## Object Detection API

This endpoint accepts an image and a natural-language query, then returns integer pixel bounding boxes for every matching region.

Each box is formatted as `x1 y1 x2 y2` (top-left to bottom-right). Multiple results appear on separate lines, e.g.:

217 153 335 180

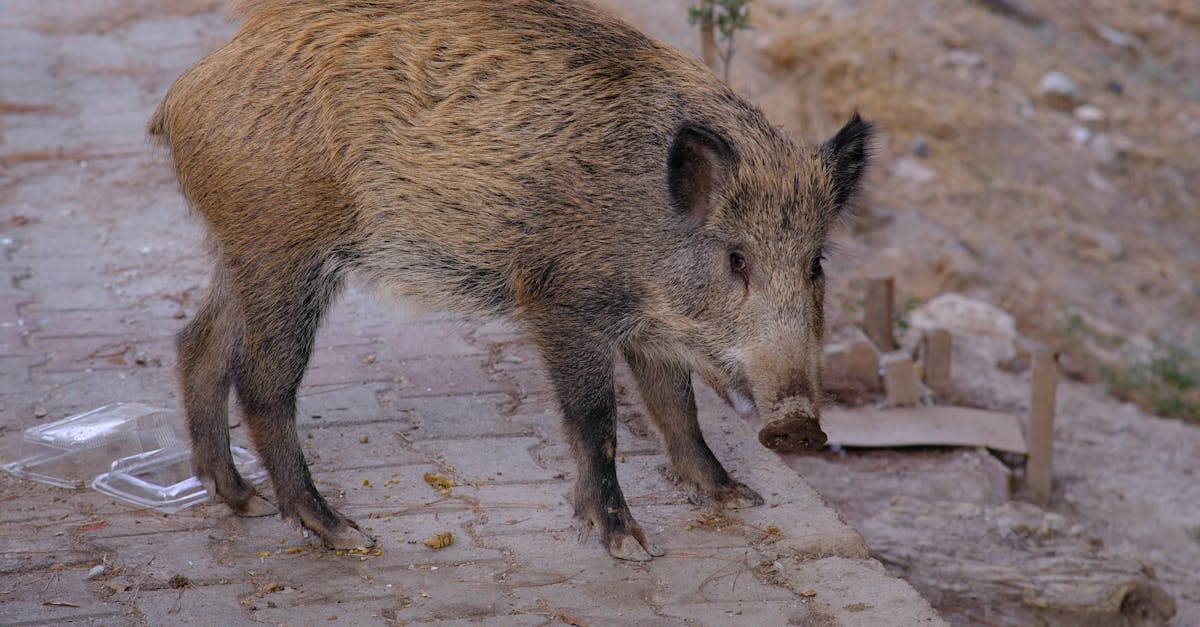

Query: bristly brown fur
155 0 870 561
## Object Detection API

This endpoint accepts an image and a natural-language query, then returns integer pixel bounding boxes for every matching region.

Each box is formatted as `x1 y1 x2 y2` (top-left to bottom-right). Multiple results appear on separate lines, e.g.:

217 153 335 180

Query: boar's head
651 113 872 454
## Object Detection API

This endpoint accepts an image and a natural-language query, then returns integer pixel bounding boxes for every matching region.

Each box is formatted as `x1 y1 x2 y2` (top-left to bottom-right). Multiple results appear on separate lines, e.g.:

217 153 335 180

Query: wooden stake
865 277 896 351
882 352 920 407
848 340 881 391
1026 349 1058 505
922 329 952 397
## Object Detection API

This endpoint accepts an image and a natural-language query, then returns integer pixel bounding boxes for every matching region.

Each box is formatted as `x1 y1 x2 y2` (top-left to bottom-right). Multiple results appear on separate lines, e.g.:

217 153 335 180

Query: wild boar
151 0 871 561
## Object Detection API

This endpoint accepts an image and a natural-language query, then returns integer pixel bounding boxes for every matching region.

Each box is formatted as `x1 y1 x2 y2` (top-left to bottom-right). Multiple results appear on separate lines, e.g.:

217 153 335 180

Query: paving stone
413 437 559 485
390 356 508 398
502 534 676 625
658 599 815 626
133 582 256 625
0 573 132 626
461 481 573 538
649 547 795 606
388 393 531 440
299 423 430 473
373 564 521 623
297 381 395 427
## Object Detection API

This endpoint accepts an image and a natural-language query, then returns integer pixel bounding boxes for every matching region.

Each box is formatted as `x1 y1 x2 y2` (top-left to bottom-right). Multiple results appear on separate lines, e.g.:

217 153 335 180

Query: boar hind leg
177 268 276 517
535 328 664 561
230 258 373 549
624 348 763 509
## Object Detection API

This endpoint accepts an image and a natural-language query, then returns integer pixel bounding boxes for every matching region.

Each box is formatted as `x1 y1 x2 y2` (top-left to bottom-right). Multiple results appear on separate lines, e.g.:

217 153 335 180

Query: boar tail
147 101 169 143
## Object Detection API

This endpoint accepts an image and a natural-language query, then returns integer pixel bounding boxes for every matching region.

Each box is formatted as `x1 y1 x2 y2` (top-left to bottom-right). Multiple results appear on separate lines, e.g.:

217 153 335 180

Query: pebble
1038 71 1081 109
909 135 928 158
86 565 106 580
1069 125 1091 145
1073 104 1105 122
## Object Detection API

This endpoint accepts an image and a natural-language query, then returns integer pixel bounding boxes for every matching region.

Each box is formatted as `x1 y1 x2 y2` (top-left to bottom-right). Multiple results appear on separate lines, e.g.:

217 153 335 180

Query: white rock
891 157 935 184
908 294 1018 364
1073 104 1105 122
909 294 1017 338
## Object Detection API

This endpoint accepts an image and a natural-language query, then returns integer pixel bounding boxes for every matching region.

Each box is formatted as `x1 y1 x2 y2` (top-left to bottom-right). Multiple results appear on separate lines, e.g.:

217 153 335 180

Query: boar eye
729 252 750 281
811 256 824 280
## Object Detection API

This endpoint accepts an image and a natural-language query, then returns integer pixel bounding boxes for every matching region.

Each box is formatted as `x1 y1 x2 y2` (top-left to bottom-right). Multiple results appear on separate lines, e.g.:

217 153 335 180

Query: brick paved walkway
0 1 941 624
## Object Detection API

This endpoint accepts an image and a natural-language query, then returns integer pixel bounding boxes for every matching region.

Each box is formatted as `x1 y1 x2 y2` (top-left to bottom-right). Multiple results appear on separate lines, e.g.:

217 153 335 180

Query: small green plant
1106 346 1200 423
895 296 920 333
688 0 753 84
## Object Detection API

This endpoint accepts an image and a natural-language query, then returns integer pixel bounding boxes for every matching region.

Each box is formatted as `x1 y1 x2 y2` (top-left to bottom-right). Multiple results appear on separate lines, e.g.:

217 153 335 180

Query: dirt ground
606 0 1200 624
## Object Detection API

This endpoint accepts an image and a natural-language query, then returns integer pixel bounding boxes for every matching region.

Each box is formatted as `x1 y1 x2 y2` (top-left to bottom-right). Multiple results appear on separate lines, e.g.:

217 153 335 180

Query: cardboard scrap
822 406 1027 454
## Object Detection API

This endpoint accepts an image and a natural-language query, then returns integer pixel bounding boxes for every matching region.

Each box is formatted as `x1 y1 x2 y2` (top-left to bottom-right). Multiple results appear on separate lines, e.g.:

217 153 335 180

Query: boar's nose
756 397 827 454
757 415 827 453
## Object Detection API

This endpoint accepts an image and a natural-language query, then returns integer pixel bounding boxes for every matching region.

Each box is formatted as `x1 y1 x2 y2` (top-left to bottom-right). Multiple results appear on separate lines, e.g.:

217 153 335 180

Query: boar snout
756 398 828 454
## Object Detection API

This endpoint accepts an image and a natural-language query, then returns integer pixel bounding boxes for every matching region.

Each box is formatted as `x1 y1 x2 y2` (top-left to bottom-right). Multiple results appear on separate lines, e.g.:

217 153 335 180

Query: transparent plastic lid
92 445 266 514
2 403 182 489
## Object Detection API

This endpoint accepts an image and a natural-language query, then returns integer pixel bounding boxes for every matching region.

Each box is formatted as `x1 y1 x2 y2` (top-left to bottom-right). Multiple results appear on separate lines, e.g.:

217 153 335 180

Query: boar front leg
624 348 764 509
534 328 664 561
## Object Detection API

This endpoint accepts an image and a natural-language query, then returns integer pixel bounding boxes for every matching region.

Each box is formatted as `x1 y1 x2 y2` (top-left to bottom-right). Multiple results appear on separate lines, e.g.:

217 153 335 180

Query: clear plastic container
2 403 182 489
92 444 267 514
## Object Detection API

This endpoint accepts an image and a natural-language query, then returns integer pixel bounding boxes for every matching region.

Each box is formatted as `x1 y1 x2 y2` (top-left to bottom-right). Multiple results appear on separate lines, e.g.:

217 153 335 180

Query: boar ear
818 112 873 207
668 124 737 223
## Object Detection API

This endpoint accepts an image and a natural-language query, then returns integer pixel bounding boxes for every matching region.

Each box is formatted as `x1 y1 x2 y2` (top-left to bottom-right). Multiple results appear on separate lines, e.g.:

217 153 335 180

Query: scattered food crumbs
619 455 625 463
362 479 371 487
554 611 589 626
422 531 453 549
263 583 282 594
283 547 303 555
801 589 818 597
358 435 369 443
257 551 270 557
423 472 455 496
766 525 781 534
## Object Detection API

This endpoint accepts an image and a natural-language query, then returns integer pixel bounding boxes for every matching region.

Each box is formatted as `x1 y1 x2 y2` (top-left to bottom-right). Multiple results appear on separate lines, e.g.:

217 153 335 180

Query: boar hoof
285 512 376 550
713 482 765 509
199 477 278 517
757 418 828 454
607 534 663 562
578 519 664 561
317 524 376 550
